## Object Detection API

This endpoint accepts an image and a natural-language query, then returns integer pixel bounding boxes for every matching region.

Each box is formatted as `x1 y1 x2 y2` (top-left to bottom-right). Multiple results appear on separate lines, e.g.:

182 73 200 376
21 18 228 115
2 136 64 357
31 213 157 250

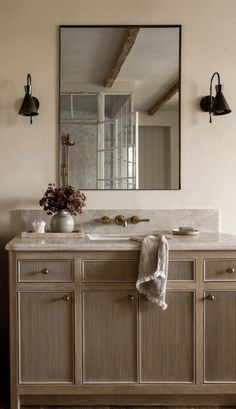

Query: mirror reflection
60 26 181 190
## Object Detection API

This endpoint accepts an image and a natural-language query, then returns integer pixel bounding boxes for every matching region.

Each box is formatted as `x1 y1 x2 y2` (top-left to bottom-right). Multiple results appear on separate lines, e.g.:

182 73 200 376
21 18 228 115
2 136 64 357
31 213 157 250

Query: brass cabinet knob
206 294 215 301
41 268 49 274
63 295 70 302
226 267 235 274
128 294 135 301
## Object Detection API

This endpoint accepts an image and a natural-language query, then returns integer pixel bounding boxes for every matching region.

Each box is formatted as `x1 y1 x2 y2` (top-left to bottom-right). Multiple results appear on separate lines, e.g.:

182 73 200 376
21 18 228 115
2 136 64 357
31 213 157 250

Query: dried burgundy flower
39 184 86 216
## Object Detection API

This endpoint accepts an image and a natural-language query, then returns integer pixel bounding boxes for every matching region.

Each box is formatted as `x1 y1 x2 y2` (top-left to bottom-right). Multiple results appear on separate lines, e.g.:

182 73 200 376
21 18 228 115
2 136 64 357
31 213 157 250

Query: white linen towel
136 235 169 310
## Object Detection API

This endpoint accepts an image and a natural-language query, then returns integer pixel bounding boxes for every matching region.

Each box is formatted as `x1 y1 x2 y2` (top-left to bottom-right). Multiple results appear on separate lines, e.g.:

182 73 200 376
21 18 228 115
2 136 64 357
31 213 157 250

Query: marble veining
20 208 219 235
6 232 236 252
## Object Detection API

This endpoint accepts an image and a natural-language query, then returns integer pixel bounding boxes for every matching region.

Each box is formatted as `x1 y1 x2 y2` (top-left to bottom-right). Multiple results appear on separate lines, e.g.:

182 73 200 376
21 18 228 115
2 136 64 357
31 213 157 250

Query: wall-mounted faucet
94 214 150 227
115 215 127 227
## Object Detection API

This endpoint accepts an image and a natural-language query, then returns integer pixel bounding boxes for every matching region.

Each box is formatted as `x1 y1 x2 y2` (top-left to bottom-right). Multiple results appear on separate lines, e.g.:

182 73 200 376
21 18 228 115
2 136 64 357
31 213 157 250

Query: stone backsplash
20 209 219 235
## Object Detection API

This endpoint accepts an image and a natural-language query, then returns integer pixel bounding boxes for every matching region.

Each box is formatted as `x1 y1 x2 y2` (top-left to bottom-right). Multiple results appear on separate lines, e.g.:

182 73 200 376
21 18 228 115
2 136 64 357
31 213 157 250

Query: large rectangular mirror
60 25 181 190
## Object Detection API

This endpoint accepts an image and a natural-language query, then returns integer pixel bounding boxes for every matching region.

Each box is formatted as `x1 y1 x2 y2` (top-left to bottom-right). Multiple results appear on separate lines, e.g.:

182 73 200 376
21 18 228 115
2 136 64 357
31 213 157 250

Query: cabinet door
205 291 236 382
82 290 137 383
19 291 74 383
140 291 195 383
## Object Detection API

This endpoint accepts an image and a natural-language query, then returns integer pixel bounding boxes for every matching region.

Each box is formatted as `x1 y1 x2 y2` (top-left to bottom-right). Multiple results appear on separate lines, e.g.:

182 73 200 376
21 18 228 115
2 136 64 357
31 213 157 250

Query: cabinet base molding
20 395 236 406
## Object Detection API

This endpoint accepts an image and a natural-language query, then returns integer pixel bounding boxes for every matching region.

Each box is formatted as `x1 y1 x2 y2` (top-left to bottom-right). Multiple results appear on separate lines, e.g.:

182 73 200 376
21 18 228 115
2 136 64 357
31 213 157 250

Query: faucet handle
115 215 127 227
130 216 150 224
95 216 111 224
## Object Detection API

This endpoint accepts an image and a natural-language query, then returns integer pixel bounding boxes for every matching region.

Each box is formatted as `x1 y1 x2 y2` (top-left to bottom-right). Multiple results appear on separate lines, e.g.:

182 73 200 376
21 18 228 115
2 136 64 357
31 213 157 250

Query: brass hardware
63 295 70 301
206 294 215 301
95 216 111 224
115 215 127 227
41 268 49 274
63 134 75 147
63 166 67 177
128 294 135 301
62 134 75 187
226 267 235 274
130 215 150 224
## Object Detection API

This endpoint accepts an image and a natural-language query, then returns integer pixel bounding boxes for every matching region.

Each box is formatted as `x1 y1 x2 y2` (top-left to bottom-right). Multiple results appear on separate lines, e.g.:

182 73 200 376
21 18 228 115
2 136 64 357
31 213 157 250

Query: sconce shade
18 93 39 116
212 84 231 115
200 72 231 122
18 73 39 124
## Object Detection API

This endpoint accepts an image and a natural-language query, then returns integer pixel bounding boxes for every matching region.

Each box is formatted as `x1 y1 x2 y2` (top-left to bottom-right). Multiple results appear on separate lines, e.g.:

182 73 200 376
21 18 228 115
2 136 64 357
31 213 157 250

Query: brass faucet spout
115 215 127 227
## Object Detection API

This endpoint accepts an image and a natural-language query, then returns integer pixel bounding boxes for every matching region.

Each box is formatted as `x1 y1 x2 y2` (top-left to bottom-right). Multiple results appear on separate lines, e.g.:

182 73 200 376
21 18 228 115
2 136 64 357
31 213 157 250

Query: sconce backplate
200 95 214 112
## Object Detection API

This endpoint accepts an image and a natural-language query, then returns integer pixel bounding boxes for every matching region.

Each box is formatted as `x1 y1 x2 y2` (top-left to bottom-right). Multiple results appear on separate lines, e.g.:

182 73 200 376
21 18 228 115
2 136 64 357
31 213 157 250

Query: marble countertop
5 232 236 251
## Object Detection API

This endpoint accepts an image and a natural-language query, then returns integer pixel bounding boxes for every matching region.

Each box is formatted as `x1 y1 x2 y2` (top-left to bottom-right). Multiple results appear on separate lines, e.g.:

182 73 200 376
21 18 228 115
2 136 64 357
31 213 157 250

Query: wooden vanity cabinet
204 290 236 382
82 289 138 383
12 253 76 388
203 254 236 383
81 252 138 384
140 290 195 383
81 252 195 385
8 249 236 408
19 290 74 383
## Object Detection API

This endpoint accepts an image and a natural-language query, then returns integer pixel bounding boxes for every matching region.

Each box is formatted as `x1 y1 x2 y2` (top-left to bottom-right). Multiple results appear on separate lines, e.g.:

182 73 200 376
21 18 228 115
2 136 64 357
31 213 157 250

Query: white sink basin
87 233 131 241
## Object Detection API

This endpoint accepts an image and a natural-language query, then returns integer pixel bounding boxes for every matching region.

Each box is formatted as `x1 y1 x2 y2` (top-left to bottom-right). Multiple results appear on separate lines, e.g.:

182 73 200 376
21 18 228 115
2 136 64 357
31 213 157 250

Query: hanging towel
136 235 169 310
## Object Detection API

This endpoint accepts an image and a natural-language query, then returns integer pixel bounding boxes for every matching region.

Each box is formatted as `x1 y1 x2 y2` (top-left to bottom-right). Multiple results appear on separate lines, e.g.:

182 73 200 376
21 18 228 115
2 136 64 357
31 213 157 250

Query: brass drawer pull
128 294 135 301
41 268 49 274
63 295 70 302
206 294 215 301
226 267 235 274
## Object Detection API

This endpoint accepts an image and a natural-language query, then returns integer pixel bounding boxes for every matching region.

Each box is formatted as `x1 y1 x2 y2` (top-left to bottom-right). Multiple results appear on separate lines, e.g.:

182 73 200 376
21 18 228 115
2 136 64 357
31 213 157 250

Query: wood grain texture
19 291 74 383
168 260 195 281
82 259 138 282
204 258 236 281
19 397 236 404
17 379 236 394
204 290 236 382
148 82 179 115
8 252 19 409
140 291 195 382
8 249 236 408
104 28 140 87
20 406 236 409
18 259 74 282
82 290 138 383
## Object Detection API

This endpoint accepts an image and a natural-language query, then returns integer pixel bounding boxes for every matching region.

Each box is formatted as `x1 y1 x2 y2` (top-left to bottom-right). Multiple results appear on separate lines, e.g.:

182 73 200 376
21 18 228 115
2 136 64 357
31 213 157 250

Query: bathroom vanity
6 232 236 408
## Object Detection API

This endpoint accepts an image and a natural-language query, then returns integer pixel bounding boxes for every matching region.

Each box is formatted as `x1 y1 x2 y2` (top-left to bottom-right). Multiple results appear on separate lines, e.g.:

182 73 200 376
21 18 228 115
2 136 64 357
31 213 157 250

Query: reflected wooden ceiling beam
148 82 179 115
104 27 140 87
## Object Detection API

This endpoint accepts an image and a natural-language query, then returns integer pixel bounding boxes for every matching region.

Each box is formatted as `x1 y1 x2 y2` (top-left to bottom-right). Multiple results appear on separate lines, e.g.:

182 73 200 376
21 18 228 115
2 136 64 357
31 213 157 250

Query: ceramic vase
50 209 74 233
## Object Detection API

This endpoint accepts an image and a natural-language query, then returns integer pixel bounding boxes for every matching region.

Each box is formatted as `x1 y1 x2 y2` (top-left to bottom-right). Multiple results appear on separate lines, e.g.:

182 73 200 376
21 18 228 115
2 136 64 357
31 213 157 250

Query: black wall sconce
18 73 39 124
200 72 231 123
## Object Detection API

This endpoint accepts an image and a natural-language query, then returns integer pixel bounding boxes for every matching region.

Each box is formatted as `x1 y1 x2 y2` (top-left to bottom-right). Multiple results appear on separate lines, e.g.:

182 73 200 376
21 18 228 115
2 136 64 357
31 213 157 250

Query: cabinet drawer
168 260 195 281
82 259 138 282
18 259 74 282
204 259 236 281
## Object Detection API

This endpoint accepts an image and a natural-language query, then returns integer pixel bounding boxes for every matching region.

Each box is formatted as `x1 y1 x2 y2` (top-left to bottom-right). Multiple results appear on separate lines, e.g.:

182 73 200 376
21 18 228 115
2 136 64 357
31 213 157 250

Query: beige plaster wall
0 0 236 241
1 0 236 400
